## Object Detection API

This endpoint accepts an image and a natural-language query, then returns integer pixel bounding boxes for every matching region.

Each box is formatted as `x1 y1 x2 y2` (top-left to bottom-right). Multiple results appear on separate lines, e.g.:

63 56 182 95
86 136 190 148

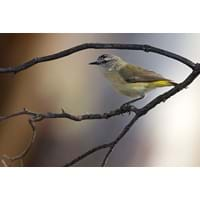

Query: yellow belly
113 80 173 97
102 70 173 98
114 82 152 97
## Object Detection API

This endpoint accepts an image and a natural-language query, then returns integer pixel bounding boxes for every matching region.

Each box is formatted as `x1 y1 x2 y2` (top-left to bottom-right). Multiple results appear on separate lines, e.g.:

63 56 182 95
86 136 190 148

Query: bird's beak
89 61 99 65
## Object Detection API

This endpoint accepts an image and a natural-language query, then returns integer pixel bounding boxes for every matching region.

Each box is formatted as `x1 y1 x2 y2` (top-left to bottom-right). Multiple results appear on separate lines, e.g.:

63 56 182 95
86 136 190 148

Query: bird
89 54 177 108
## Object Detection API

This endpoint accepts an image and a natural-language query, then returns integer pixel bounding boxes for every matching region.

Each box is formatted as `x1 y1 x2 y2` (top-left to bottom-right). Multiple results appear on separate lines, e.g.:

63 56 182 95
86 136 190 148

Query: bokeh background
0 33 199 166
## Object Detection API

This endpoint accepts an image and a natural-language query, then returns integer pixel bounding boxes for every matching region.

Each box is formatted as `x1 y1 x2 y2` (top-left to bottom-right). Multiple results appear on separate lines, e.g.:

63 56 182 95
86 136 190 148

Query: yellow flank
148 80 173 88
112 80 174 98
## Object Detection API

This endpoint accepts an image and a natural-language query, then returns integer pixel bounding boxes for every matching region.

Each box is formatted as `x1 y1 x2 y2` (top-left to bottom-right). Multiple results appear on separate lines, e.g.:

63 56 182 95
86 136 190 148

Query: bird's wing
118 64 170 83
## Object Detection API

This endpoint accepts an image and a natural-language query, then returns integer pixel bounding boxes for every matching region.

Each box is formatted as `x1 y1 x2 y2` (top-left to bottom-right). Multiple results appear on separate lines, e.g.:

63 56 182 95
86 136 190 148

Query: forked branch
0 43 199 166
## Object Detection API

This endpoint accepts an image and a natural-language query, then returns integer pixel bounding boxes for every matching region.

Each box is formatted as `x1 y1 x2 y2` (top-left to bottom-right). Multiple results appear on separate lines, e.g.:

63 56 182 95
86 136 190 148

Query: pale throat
107 59 127 71
100 62 127 85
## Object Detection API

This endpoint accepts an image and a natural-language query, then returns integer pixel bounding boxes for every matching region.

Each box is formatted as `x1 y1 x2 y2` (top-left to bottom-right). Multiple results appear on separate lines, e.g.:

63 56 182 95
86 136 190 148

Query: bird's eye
100 55 107 59
98 55 112 64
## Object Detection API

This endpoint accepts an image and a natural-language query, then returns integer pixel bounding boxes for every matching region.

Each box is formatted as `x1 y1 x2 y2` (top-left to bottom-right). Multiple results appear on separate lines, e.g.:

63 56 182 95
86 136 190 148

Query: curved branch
0 106 137 161
0 43 199 166
0 43 197 74
64 68 200 166
3 119 36 161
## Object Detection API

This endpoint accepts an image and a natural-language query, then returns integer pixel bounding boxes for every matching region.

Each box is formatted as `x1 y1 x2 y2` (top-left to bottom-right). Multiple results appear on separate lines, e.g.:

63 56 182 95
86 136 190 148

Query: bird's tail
149 80 178 88
170 81 178 86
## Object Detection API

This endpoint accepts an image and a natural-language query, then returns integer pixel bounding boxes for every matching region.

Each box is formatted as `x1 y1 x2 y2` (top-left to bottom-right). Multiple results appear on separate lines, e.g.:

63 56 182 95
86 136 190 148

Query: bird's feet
120 103 136 115
120 103 132 111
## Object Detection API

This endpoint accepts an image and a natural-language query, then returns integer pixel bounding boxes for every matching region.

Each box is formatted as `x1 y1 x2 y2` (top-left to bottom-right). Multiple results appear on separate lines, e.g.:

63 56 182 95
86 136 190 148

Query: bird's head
89 54 126 71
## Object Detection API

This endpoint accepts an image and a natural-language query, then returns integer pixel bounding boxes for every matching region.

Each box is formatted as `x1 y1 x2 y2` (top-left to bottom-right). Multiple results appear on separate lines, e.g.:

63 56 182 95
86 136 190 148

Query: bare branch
0 43 197 74
101 145 115 167
64 68 200 166
0 106 137 161
1 159 8 167
0 106 136 123
3 119 36 161
0 43 199 166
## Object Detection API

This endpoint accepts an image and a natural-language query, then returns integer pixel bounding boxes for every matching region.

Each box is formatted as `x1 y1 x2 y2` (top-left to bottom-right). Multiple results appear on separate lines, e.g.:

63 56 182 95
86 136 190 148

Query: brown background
0 34 199 166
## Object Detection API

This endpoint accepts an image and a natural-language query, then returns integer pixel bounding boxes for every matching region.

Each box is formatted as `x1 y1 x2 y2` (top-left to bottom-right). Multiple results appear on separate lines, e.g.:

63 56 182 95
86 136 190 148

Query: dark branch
0 106 137 123
0 43 197 74
0 106 137 161
64 67 200 166
0 43 199 166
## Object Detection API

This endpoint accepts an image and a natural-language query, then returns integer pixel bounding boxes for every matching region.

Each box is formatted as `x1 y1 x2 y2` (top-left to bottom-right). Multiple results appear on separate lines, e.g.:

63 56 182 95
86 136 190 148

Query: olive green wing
119 64 170 83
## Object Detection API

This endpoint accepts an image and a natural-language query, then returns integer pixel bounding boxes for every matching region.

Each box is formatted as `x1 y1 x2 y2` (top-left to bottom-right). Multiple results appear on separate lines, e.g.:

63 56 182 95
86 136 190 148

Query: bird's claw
120 103 133 115
120 103 130 111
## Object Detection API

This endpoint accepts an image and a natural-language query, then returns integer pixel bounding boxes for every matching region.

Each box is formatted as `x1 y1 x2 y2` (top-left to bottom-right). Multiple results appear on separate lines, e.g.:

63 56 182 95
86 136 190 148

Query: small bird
89 54 177 108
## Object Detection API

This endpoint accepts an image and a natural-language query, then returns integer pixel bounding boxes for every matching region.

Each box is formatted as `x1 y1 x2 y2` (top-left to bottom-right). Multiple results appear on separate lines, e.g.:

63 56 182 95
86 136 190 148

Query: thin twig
64 68 200 166
0 106 136 123
1 159 8 167
0 106 136 161
101 145 115 167
0 43 199 166
2 119 37 161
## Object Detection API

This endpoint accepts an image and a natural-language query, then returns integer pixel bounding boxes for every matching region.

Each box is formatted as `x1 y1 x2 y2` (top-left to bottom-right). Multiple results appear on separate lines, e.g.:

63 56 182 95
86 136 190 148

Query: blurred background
0 33 199 166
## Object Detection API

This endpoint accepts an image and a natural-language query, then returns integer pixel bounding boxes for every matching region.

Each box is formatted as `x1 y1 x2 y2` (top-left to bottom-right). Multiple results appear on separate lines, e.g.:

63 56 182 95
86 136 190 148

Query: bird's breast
101 69 153 97
102 70 126 84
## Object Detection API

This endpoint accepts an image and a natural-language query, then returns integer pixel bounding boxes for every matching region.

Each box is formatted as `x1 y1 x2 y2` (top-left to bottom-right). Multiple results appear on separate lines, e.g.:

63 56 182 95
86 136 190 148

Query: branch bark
64 68 200 166
0 43 197 74
0 43 199 166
